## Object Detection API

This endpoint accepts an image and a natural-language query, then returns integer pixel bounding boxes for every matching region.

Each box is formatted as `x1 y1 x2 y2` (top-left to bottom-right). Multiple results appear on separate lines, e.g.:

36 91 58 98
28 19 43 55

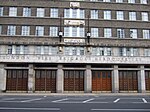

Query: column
56 64 63 93
28 64 35 93
0 64 6 92
84 65 92 93
138 65 146 93
112 65 119 93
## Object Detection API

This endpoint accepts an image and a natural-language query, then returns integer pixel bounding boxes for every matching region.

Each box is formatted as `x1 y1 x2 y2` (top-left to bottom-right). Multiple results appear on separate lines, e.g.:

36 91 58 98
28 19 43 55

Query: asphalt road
0 95 150 112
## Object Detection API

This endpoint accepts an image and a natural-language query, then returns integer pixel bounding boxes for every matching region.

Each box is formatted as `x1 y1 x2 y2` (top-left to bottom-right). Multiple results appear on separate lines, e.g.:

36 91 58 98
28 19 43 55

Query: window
128 0 135 3
103 0 111 2
129 12 136 20
141 0 147 4
49 27 58 37
50 8 58 18
37 8 44 17
35 46 41 54
0 25 2 35
16 45 21 54
143 30 150 39
64 47 85 55
0 7 3 16
35 26 44 36
130 29 137 38
104 11 111 20
141 12 148 21
7 46 12 54
64 9 85 19
23 7 31 17
7 25 16 35
92 47 112 56
43 46 49 54
21 26 30 36
144 49 150 56
117 11 124 20
50 47 57 55
64 27 85 37
104 28 112 38
116 0 123 3
24 46 29 54
117 29 125 38
9 7 17 16
91 10 98 19
119 47 139 56
91 28 99 37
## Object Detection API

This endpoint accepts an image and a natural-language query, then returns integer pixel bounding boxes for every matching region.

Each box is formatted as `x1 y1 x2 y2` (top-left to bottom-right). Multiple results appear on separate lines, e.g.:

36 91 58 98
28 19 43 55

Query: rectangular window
7 46 12 54
117 29 125 38
130 29 137 38
0 25 2 35
119 47 138 56
129 12 136 21
21 26 30 36
91 28 99 37
16 45 21 54
43 46 49 54
116 0 123 3
64 27 85 37
37 8 44 17
104 28 112 38
51 47 57 55
49 27 58 37
23 7 31 17
9 7 17 16
91 10 98 19
7 25 16 35
0 7 3 16
64 9 85 19
103 0 111 2
128 0 135 3
143 30 150 39
104 11 111 20
117 11 124 20
141 0 147 4
50 8 58 18
35 46 41 54
142 12 148 21
24 46 28 54
35 26 44 36
144 49 150 56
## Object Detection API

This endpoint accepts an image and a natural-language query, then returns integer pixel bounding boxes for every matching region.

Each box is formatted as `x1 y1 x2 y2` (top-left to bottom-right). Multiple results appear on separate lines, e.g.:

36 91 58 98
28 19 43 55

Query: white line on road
0 107 60 111
113 98 120 103
83 98 94 103
21 98 42 102
142 98 148 103
52 98 68 103
91 109 150 111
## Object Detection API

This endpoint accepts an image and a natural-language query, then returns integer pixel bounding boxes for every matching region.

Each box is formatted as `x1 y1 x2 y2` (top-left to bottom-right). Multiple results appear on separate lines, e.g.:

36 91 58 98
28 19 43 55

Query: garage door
145 71 150 91
64 70 84 91
119 71 138 92
35 70 56 92
92 71 112 91
6 69 28 91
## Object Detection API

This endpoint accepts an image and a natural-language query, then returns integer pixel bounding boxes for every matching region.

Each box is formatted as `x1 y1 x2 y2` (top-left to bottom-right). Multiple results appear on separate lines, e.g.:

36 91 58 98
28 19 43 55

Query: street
0 94 150 112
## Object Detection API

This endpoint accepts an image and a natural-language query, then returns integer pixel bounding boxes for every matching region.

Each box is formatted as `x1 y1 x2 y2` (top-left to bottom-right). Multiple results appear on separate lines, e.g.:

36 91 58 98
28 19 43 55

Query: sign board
64 38 85 43
70 2 80 8
64 20 85 26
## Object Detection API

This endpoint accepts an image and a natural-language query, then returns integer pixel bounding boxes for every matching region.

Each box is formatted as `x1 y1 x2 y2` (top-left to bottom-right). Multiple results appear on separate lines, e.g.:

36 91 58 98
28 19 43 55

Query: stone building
0 0 150 93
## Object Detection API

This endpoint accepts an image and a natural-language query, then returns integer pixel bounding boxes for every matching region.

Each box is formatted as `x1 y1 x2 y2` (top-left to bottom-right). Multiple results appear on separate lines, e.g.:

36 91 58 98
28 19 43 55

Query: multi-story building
0 0 150 93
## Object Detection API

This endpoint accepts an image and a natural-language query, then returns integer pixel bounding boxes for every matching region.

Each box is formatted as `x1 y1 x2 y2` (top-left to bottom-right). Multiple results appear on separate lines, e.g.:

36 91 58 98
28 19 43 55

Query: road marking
91 109 150 111
142 98 148 103
113 98 120 103
83 98 94 103
0 107 60 111
52 98 68 103
21 98 42 102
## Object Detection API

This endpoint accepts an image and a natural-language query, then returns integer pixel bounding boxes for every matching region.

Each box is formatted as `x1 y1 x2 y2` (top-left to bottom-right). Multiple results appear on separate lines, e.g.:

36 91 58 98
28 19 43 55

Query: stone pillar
0 64 6 92
56 64 63 93
112 65 119 93
28 64 35 93
84 65 92 93
138 65 146 93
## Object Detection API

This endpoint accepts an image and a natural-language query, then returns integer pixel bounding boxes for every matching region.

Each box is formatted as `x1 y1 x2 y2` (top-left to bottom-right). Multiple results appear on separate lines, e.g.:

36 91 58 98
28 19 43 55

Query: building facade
0 0 150 93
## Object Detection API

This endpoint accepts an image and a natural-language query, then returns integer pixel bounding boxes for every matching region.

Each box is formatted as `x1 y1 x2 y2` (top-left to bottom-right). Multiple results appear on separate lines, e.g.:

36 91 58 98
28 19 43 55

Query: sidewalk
0 92 150 96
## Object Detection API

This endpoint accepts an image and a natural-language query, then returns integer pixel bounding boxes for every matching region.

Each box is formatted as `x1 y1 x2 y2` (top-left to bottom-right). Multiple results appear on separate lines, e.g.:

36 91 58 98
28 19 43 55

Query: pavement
0 93 150 112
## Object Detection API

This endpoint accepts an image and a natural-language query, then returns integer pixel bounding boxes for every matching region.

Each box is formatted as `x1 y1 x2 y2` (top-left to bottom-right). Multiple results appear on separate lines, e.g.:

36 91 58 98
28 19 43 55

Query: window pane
7 26 16 36
91 28 99 37
142 12 148 21
104 11 111 20
117 11 124 20
129 12 136 21
49 27 58 36
50 8 58 18
130 29 137 38
22 26 30 36
0 7 3 16
23 7 31 17
91 10 98 19
37 8 44 17
117 29 125 38
104 28 112 38
9 7 17 16
35 26 44 36
143 30 150 39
